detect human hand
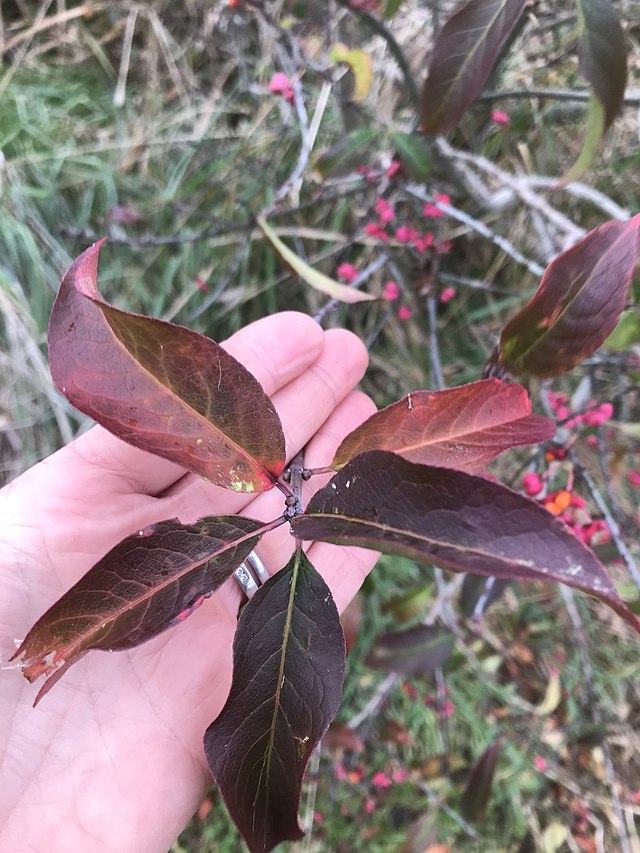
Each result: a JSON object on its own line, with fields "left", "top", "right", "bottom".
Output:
{"left": 0, "top": 312, "right": 377, "bottom": 853}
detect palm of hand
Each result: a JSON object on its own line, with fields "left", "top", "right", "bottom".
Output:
{"left": 0, "top": 314, "right": 376, "bottom": 852}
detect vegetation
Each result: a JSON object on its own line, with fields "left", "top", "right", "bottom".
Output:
{"left": 2, "top": 2, "right": 640, "bottom": 851}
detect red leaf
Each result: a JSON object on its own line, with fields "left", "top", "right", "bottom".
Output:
{"left": 49, "top": 241, "right": 285, "bottom": 492}
{"left": 204, "top": 549, "right": 345, "bottom": 853}
{"left": 292, "top": 451, "right": 640, "bottom": 634}
{"left": 331, "top": 379, "right": 554, "bottom": 472}
{"left": 499, "top": 216, "right": 640, "bottom": 377}
{"left": 421, "top": 0, "right": 528, "bottom": 134}
{"left": 11, "top": 516, "right": 266, "bottom": 703}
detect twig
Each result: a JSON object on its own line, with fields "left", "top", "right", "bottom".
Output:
{"left": 314, "top": 252, "right": 388, "bottom": 324}
{"left": 113, "top": 6, "right": 138, "bottom": 108}
{"left": 435, "top": 137, "right": 586, "bottom": 246}
{"left": 481, "top": 87, "right": 640, "bottom": 107}
{"left": 347, "top": 672, "right": 399, "bottom": 730}
{"left": 438, "top": 271, "right": 512, "bottom": 295}
{"left": 559, "top": 586, "right": 631, "bottom": 853}
{"left": 271, "top": 75, "right": 312, "bottom": 209}
{"left": 426, "top": 294, "right": 445, "bottom": 390}
{"left": 406, "top": 184, "right": 546, "bottom": 277}
{"left": 575, "top": 465, "right": 640, "bottom": 590}
{"left": 415, "top": 782, "right": 480, "bottom": 840}
{"left": 526, "top": 177, "right": 630, "bottom": 221}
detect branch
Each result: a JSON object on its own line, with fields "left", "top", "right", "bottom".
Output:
{"left": 405, "top": 183, "right": 546, "bottom": 276}
{"left": 481, "top": 87, "right": 640, "bottom": 107}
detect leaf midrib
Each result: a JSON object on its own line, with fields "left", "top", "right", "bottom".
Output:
{"left": 504, "top": 227, "right": 628, "bottom": 367}
{"left": 258, "top": 546, "right": 302, "bottom": 830}
{"left": 429, "top": 0, "right": 517, "bottom": 126}
{"left": 47, "top": 523, "right": 262, "bottom": 665}
{"left": 345, "top": 409, "right": 539, "bottom": 459}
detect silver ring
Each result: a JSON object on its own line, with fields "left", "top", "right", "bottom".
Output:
{"left": 233, "top": 551, "right": 268, "bottom": 599}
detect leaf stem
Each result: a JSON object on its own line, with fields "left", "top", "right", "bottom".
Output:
{"left": 303, "top": 465, "right": 334, "bottom": 477}
{"left": 284, "top": 449, "right": 306, "bottom": 519}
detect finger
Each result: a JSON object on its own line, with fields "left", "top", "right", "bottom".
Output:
{"left": 155, "top": 330, "right": 369, "bottom": 522}
{"left": 307, "top": 541, "right": 379, "bottom": 613}
{"left": 33, "top": 312, "right": 326, "bottom": 498}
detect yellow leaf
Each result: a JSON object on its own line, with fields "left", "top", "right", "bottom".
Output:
{"left": 535, "top": 670, "right": 561, "bottom": 716}
{"left": 257, "top": 216, "right": 376, "bottom": 304}
{"left": 329, "top": 43, "right": 373, "bottom": 101}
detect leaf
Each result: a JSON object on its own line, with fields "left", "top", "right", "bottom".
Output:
{"left": 329, "top": 44, "right": 373, "bottom": 101}
{"left": 366, "top": 623, "right": 455, "bottom": 676}
{"left": 391, "top": 131, "right": 432, "bottom": 181}
{"left": 559, "top": 96, "right": 606, "bottom": 186}
{"left": 49, "top": 240, "right": 285, "bottom": 492}
{"left": 257, "top": 217, "right": 376, "bottom": 304}
{"left": 331, "top": 379, "right": 555, "bottom": 472}
{"left": 460, "top": 738, "right": 503, "bottom": 821}
{"left": 499, "top": 215, "right": 640, "bottom": 377}
{"left": 315, "top": 128, "right": 378, "bottom": 178}
{"left": 11, "top": 516, "right": 265, "bottom": 704}
{"left": 459, "top": 574, "right": 509, "bottom": 617}
{"left": 561, "top": 0, "right": 627, "bottom": 183}
{"left": 292, "top": 451, "right": 640, "bottom": 634}
{"left": 204, "top": 549, "right": 345, "bottom": 853}
{"left": 420, "top": 0, "right": 528, "bottom": 134}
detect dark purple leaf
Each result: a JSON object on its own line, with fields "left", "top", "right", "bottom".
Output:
{"left": 460, "top": 737, "right": 503, "bottom": 821}
{"left": 499, "top": 215, "right": 640, "bottom": 377}
{"left": 332, "top": 379, "right": 554, "bottom": 472}
{"left": 204, "top": 549, "right": 345, "bottom": 853}
{"left": 421, "top": 0, "right": 528, "bottom": 134}
{"left": 12, "top": 516, "right": 266, "bottom": 703}
{"left": 292, "top": 451, "right": 640, "bottom": 634}
{"left": 459, "top": 574, "right": 509, "bottom": 618}
{"left": 49, "top": 240, "right": 286, "bottom": 492}
{"left": 366, "top": 623, "right": 455, "bottom": 676}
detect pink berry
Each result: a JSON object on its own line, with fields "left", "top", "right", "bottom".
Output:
{"left": 382, "top": 280, "right": 400, "bottom": 301}
{"left": 268, "top": 72, "right": 290, "bottom": 94}
{"left": 395, "top": 225, "right": 416, "bottom": 243}
{"left": 628, "top": 470, "right": 640, "bottom": 488}
{"left": 397, "top": 305, "right": 412, "bottom": 321}
{"left": 422, "top": 203, "right": 445, "bottom": 218}
{"left": 337, "top": 262, "right": 358, "bottom": 283}
{"left": 598, "top": 402, "right": 614, "bottom": 421}
{"left": 439, "top": 286, "right": 456, "bottom": 304}
{"left": 522, "top": 472, "right": 544, "bottom": 496}
{"left": 374, "top": 198, "right": 395, "bottom": 223}
{"left": 491, "top": 110, "right": 510, "bottom": 126}
{"left": 371, "top": 772, "right": 392, "bottom": 788}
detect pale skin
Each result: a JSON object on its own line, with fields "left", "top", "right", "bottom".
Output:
{"left": 0, "top": 312, "right": 378, "bottom": 853}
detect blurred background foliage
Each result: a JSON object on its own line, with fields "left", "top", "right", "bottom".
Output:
{"left": 2, "top": 1, "right": 640, "bottom": 850}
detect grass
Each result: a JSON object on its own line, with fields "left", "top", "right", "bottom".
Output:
{"left": 2, "top": 1, "right": 640, "bottom": 851}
